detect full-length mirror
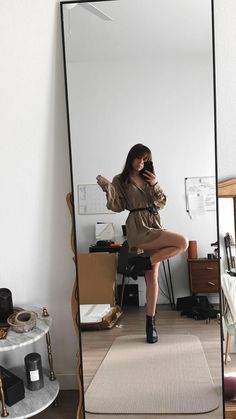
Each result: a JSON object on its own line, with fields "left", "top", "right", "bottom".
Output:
{"left": 61, "top": 1, "right": 223, "bottom": 417}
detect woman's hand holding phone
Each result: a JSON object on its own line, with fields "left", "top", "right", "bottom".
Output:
{"left": 140, "top": 161, "right": 157, "bottom": 186}
{"left": 143, "top": 170, "right": 157, "bottom": 186}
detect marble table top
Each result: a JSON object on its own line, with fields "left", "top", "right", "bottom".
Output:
{"left": 0, "top": 306, "right": 52, "bottom": 352}
{"left": 3, "top": 368, "right": 59, "bottom": 418}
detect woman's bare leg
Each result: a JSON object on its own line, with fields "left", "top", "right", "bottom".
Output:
{"left": 145, "top": 262, "right": 160, "bottom": 316}
{"left": 144, "top": 258, "right": 160, "bottom": 343}
{"left": 138, "top": 230, "right": 188, "bottom": 264}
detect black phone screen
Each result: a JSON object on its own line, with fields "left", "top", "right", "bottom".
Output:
{"left": 140, "top": 161, "right": 154, "bottom": 178}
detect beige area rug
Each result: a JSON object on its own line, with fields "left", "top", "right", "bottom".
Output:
{"left": 85, "top": 334, "right": 219, "bottom": 415}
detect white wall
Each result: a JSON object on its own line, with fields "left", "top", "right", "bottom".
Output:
{"left": 0, "top": 1, "right": 78, "bottom": 388}
{"left": 67, "top": 54, "right": 218, "bottom": 304}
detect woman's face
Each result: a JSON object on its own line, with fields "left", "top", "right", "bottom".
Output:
{"left": 131, "top": 154, "right": 149, "bottom": 172}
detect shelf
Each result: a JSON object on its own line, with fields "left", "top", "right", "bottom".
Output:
{"left": 0, "top": 307, "right": 52, "bottom": 352}
{"left": 0, "top": 306, "right": 59, "bottom": 418}
{"left": 4, "top": 368, "right": 59, "bottom": 419}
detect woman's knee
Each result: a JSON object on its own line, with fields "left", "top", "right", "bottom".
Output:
{"left": 180, "top": 236, "right": 189, "bottom": 252}
{"left": 152, "top": 262, "right": 160, "bottom": 273}
{"left": 167, "top": 232, "right": 188, "bottom": 252}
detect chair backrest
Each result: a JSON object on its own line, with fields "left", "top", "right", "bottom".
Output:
{"left": 224, "top": 233, "right": 234, "bottom": 272}
{"left": 117, "top": 240, "right": 130, "bottom": 274}
{"left": 117, "top": 240, "right": 145, "bottom": 279}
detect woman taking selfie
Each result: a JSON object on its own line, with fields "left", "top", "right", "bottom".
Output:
{"left": 96, "top": 143, "right": 188, "bottom": 344}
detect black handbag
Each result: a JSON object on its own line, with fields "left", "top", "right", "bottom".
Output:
{"left": 176, "top": 295, "right": 210, "bottom": 311}
{"left": 176, "top": 295, "right": 219, "bottom": 321}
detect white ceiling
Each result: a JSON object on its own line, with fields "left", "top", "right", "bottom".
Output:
{"left": 62, "top": 0, "right": 212, "bottom": 62}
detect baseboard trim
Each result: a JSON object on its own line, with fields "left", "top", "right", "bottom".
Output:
{"left": 56, "top": 373, "right": 79, "bottom": 390}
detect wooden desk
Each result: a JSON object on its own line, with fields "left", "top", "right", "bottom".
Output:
{"left": 188, "top": 258, "right": 219, "bottom": 294}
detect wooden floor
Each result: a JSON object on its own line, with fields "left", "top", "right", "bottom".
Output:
{"left": 82, "top": 306, "right": 225, "bottom": 419}
{"left": 33, "top": 390, "right": 79, "bottom": 419}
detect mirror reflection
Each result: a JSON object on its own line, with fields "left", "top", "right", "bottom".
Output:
{"left": 61, "top": 0, "right": 223, "bottom": 417}
{"left": 218, "top": 179, "right": 236, "bottom": 416}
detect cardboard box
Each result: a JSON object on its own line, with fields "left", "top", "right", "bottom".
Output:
{"left": 77, "top": 253, "right": 117, "bottom": 306}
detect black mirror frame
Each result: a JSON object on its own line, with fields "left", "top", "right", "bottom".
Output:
{"left": 59, "top": 2, "right": 226, "bottom": 418}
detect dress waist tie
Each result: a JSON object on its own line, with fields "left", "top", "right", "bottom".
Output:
{"left": 129, "top": 206, "right": 157, "bottom": 215}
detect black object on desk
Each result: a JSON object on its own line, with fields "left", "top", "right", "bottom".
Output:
{"left": 89, "top": 245, "right": 121, "bottom": 254}
{"left": 96, "top": 240, "right": 114, "bottom": 247}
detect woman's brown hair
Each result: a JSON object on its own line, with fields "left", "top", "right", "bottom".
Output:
{"left": 120, "top": 143, "right": 152, "bottom": 183}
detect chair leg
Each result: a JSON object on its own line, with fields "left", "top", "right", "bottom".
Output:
{"left": 120, "top": 275, "right": 126, "bottom": 308}
{"left": 225, "top": 333, "right": 231, "bottom": 365}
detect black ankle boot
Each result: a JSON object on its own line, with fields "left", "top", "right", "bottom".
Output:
{"left": 127, "top": 256, "right": 152, "bottom": 276}
{"left": 146, "top": 315, "right": 158, "bottom": 343}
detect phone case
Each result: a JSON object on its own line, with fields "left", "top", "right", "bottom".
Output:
{"left": 140, "top": 161, "right": 154, "bottom": 178}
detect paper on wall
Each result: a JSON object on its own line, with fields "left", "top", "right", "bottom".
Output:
{"left": 187, "top": 192, "right": 206, "bottom": 218}
{"left": 78, "top": 184, "right": 114, "bottom": 214}
{"left": 185, "top": 176, "right": 216, "bottom": 216}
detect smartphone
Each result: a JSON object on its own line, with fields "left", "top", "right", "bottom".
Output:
{"left": 140, "top": 161, "right": 154, "bottom": 179}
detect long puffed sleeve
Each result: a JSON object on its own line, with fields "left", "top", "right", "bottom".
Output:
{"left": 150, "top": 182, "right": 167, "bottom": 210}
{"left": 104, "top": 176, "right": 127, "bottom": 213}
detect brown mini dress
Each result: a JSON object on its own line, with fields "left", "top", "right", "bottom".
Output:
{"left": 104, "top": 175, "right": 167, "bottom": 252}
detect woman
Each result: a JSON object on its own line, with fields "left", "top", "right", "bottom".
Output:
{"left": 96, "top": 144, "right": 188, "bottom": 343}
